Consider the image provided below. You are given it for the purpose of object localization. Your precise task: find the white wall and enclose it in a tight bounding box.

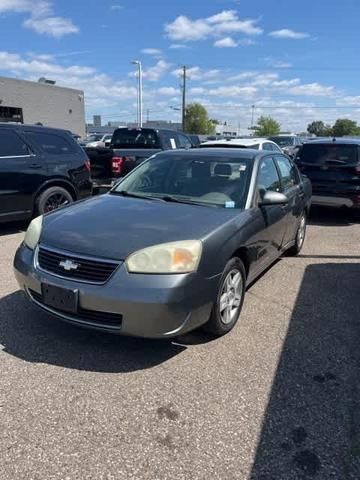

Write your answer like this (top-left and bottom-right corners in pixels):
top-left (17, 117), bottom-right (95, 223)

top-left (0, 76), bottom-right (85, 137)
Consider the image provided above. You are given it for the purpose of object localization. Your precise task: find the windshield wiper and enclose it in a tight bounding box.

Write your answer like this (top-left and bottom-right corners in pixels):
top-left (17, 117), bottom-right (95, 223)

top-left (158, 195), bottom-right (218, 207)
top-left (111, 190), bottom-right (161, 201)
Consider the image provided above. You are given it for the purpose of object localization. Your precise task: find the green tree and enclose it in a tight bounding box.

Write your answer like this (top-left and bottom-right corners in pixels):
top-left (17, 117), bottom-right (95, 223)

top-left (185, 103), bottom-right (215, 134)
top-left (332, 118), bottom-right (359, 137)
top-left (307, 120), bottom-right (333, 137)
top-left (253, 116), bottom-right (281, 136)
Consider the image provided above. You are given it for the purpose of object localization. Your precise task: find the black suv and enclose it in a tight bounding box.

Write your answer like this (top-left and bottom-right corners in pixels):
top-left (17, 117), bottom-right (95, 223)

top-left (0, 123), bottom-right (92, 223)
top-left (295, 138), bottom-right (360, 209)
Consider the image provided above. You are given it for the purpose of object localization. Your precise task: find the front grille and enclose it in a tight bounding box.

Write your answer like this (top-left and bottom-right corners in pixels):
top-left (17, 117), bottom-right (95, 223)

top-left (29, 289), bottom-right (122, 328)
top-left (37, 246), bottom-right (120, 283)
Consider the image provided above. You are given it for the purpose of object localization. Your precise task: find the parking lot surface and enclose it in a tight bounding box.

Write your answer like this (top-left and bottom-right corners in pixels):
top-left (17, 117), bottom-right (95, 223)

top-left (0, 209), bottom-right (359, 479)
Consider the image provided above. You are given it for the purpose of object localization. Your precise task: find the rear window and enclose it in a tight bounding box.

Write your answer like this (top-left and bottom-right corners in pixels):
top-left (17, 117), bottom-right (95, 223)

top-left (269, 136), bottom-right (295, 147)
top-left (25, 131), bottom-right (76, 155)
top-left (299, 143), bottom-right (358, 165)
top-left (111, 128), bottom-right (160, 149)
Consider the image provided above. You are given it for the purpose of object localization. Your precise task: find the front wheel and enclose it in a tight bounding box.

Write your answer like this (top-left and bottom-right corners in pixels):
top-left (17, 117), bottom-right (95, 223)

top-left (204, 257), bottom-right (246, 336)
top-left (287, 212), bottom-right (307, 256)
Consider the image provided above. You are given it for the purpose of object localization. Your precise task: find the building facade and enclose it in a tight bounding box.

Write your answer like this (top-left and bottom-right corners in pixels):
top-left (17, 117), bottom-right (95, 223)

top-left (0, 76), bottom-right (86, 137)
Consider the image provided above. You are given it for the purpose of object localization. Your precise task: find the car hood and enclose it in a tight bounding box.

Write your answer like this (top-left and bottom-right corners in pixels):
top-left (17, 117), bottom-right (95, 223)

top-left (41, 194), bottom-right (239, 260)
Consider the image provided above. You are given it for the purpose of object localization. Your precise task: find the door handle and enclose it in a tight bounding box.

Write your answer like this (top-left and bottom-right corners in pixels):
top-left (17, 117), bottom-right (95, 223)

top-left (29, 163), bottom-right (42, 169)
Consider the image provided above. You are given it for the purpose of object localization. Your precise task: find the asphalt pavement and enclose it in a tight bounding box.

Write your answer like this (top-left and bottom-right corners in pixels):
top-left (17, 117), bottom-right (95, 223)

top-left (0, 208), bottom-right (359, 479)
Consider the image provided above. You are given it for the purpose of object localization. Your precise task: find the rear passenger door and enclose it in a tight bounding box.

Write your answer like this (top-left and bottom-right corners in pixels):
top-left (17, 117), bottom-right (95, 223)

top-left (252, 156), bottom-right (288, 274)
top-left (0, 129), bottom-right (46, 220)
top-left (274, 155), bottom-right (303, 246)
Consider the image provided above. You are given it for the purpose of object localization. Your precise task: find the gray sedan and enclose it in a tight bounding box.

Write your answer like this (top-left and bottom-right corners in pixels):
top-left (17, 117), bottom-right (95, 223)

top-left (14, 149), bottom-right (311, 338)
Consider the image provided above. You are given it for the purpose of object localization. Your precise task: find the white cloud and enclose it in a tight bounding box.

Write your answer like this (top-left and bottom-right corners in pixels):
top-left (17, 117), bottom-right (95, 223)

top-left (24, 16), bottom-right (78, 37)
top-left (142, 60), bottom-right (172, 81)
top-left (141, 48), bottom-right (163, 56)
top-left (157, 87), bottom-right (178, 96)
top-left (0, 0), bottom-right (78, 37)
top-left (287, 82), bottom-right (336, 96)
top-left (214, 37), bottom-right (237, 48)
top-left (169, 44), bottom-right (188, 49)
top-left (110, 4), bottom-right (122, 10)
top-left (269, 28), bottom-right (310, 39)
top-left (208, 86), bottom-right (257, 97)
top-left (172, 66), bottom-right (221, 81)
top-left (165, 10), bottom-right (263, 42)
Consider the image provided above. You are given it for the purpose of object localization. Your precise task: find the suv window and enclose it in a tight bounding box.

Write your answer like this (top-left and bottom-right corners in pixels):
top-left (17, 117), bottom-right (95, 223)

top-left (257, 157), bottom-right (281, 199)
top-left (275, 155), bottom-right (298, 189)
top-left (0, 130), bottom-right (32, 157)
top-left (177, 133), bottom-right (193, 149)
top-left (262, 142), bottom-right (274, 151)
top-left (299, 143), bottom-right (358, 165)
top-left (25, 131), bottom-right (75, 155)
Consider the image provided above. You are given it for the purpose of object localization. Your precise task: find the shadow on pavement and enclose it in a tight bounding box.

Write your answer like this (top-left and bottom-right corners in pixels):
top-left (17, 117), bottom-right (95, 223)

top-left (0, 221), bottom-right (28, 237)
top-left (0, 290), bottom-right (189, 373)
top-left (309, 206), bottom-right (360, 227)
top-left (250, 263), bottom-right (360, 479)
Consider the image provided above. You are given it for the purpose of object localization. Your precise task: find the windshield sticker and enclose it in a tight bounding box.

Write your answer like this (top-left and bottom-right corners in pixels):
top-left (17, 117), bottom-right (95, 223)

top-left (239, 165), bottom-right (247, 171)
top-left (170, 138), bottom-right (176, 149)
top-left (225, 201), bottom-right (235, 209)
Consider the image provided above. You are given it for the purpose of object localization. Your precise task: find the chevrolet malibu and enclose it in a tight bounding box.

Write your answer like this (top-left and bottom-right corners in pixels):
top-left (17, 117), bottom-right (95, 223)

top-left (14, 149), bottom-right (311, 338)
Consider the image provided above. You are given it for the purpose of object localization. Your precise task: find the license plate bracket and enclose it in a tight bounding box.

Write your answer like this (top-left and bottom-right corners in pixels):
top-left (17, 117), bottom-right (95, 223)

top-left (41, 283), bottom-right (78, 313)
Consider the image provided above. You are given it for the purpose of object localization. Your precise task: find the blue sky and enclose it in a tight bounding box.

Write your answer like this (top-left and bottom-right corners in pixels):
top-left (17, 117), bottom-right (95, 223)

top-left (1, 0), bottom-right (360, 131)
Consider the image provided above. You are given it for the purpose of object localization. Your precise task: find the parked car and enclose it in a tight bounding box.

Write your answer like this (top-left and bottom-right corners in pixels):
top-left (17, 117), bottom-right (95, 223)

top-left (86, 133), bottom-right (113, 148)
top-left (87, 127), bottom-right (195, 190)
top-left (14, 148), bottom-right (311, 338)
top-left (295, 137), bottom-right (360, 209)
top-left (0, 123), bottom-right (92, 223)
top-left (268, 135), bottom-right (302, 158)
top-left (200, 137), bottom-right (283, 153)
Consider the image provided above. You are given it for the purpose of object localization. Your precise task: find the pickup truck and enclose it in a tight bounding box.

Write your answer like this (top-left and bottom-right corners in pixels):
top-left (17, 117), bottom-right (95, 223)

top-left (86, 127), bottom-right (195, 191)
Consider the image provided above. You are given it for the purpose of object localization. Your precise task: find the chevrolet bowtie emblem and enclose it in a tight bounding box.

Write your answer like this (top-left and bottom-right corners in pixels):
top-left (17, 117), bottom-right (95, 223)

top-left (59, 259), bottom-right (80, 271)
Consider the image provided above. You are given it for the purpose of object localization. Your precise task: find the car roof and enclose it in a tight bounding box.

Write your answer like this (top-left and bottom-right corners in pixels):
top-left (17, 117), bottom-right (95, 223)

top-left (203, 137), bottom-right (271, 146)
top-left (155, 147), bottom-right (263, 160)
top-left (0, 122), bottom-right (70, 135)
top-left (303, 137), bottom-right (360, 145)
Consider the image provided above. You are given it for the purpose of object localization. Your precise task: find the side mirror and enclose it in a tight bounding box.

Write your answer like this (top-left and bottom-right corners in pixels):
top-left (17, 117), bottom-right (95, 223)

top-left (259, 190), bottom-right (288, 206)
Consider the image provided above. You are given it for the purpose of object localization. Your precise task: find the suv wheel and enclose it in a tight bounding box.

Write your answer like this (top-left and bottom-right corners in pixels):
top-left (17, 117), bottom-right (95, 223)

top-left (36, 186), bottom-right (74, 215)
top-left (204, 257), bottom-right (246, 336)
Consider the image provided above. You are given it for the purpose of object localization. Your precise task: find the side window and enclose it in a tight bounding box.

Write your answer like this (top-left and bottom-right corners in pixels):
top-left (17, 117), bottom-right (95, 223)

top-left (275, 156), bottom-right (299, 189)
top-left (257, 157), bottom-right (281, 199)
top-left (177, 133), bottom-right (193, 149)
top-left (262, 143), bottom-right (273, 151)
top-left (24, 131), bottom-right (76, 155)
top-left (0, 130), bottom-right (32, 157)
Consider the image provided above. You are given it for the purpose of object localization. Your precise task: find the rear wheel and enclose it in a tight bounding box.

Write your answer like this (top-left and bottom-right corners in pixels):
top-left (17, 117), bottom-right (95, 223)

top-left (36, 186), bottom-right (74, 215)
top-left (288, 212), bottom-right (307, 256)
top-left (204, 257), bottom-right (246, 336)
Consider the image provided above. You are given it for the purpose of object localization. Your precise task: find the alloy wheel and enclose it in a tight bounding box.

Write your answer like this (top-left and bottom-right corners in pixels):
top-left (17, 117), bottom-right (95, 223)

top-left (219, 269), bottom-right (243, 325)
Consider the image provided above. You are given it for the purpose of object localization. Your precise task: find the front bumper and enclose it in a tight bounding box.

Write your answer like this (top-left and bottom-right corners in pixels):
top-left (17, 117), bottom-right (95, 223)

top-left (13, 244), bottom-right (219, 338)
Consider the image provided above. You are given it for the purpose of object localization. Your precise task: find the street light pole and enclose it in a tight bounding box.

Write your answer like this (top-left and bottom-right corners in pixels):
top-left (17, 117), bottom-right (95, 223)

top-left (132, 60), bottom-right (143, 128)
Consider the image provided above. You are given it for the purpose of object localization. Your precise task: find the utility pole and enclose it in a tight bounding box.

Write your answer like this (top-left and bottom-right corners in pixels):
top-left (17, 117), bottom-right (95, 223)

top-left (131, 60), bottom-right (143, 128)
top-left (251, 104), bottom-right (255, 129)
top-left (146, 108), bottom-right (150, 123)
top-left (181, 65), bottom-right (186, 132)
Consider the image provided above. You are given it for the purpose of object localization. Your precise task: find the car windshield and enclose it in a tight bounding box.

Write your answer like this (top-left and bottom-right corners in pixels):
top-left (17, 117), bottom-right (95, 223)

top-left (112, 154), bottom-right (252, 208)
top-left (269, 136), bottom-right (295, 147)
top-left (111, 128), bottom-right (160, 149)
top-left (87, 134), bottom-right (103, 142)
top-left (299, 143), bottom-right (358, 165)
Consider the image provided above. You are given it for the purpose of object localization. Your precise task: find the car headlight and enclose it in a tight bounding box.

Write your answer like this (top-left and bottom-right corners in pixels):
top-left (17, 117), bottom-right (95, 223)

top-left (126, 240), bottom-right (202, 274)
top-left (24, 215), bottom-right (43, 250)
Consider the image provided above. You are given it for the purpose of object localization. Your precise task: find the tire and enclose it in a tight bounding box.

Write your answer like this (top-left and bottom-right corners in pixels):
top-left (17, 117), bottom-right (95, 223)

top-left (36, 186), bottom-right (74, 215)
top-left (287, 212), bottom-right (307, 256)
top-left (204, 257), bottom-right (246, 336)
